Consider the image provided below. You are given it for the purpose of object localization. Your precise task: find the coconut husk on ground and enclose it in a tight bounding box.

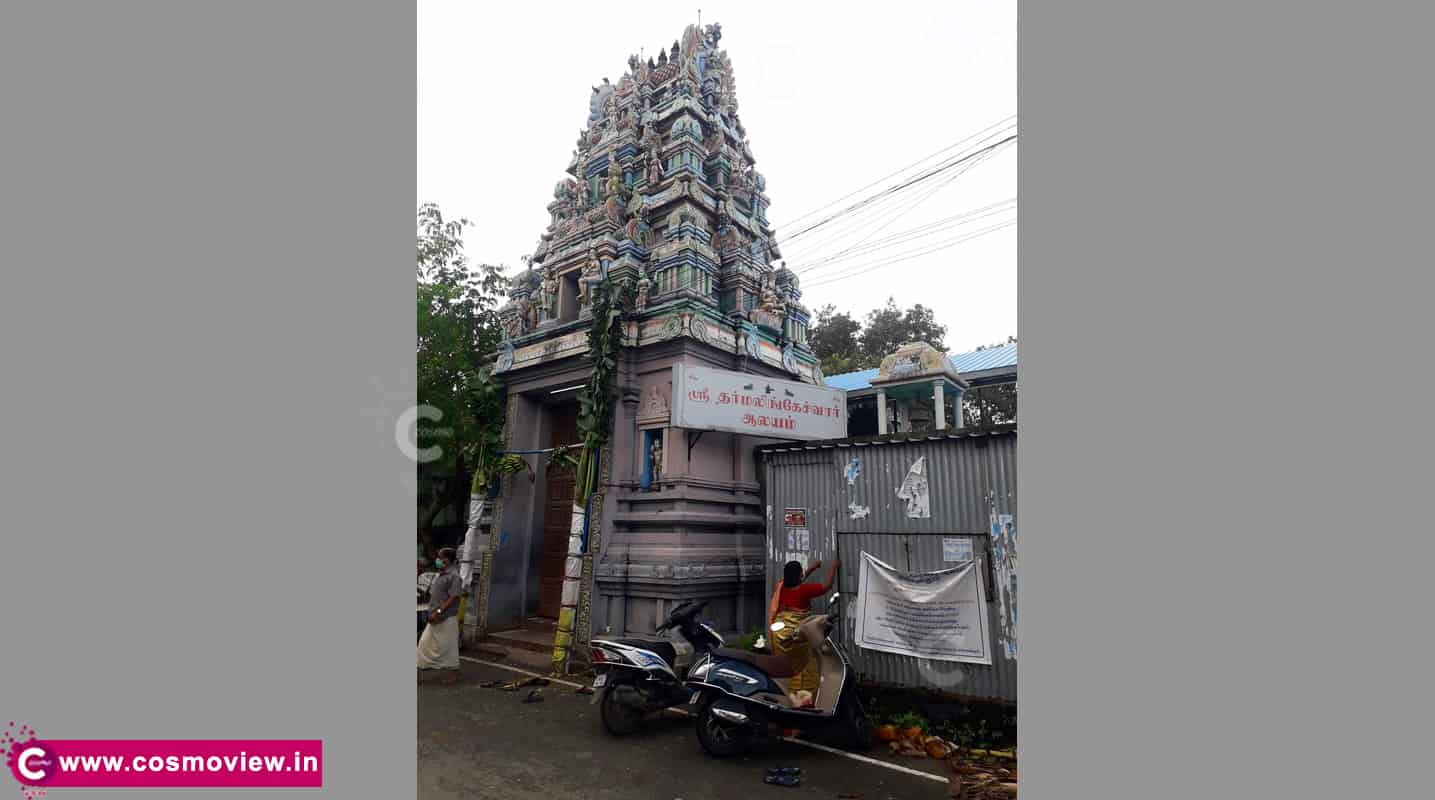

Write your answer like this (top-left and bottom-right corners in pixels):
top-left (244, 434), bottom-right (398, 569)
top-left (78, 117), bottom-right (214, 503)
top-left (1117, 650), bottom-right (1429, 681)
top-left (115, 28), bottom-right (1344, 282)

top-left (944, 750), bottom-right (1017, 799)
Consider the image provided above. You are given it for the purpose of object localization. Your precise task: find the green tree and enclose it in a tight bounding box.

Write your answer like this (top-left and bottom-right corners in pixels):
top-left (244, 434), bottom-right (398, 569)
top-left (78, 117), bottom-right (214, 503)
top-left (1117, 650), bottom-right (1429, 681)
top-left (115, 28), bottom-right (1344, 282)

top-left (962, 336), bottom-right (1018, 426)
top-left (859, 297), bottom-right (948, 365)
top-left (416, 203), bottom-right (516, 556)
top-left (808, 304), bottom-right (864, 376)
top-left (808, 297), bottom-right (951, 374)
top-left (962, 383), bottom-right (1018, 427)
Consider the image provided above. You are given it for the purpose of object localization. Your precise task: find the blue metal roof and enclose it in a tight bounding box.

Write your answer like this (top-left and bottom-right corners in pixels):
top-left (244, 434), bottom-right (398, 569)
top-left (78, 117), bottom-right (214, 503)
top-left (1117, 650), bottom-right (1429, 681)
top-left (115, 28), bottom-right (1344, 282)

top-left (825, 343), bottom-right (1017, 391)
top-left (825, 368), bottom-right (880, 391)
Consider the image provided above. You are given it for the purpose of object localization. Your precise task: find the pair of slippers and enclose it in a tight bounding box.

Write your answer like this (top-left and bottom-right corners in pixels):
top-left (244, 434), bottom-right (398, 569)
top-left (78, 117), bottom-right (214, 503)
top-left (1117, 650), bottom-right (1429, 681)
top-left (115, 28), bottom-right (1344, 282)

top-left (764, 766), bottom-right (801, 787)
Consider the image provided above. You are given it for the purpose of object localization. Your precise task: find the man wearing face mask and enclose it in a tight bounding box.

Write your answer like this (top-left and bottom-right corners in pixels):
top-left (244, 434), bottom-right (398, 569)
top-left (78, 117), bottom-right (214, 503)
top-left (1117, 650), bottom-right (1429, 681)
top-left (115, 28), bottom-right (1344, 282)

top-left (417, 547), bottom-right (462, 682)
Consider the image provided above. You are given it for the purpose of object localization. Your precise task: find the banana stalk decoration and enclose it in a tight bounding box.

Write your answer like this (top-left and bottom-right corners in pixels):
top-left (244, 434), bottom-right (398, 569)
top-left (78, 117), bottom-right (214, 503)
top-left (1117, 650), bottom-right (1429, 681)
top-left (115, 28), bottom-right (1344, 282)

top-left (550, 275), bottom-right (633, 675)
top-left (459, 451), bottom-right (526, 629)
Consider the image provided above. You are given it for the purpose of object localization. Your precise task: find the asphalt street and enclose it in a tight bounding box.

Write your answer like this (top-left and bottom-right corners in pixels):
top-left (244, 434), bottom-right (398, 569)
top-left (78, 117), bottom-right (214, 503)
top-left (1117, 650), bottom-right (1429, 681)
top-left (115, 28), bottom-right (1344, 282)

top-left (417, 657), bottom-right (949, 800)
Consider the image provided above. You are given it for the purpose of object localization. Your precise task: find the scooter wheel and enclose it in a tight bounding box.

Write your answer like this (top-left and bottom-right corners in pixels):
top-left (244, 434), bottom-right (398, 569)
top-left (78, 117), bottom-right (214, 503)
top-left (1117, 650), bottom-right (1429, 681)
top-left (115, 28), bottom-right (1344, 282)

top-left (840, 693), bottom-right (875, 751)
top-left (599, 680), bottom-right (645, 736)
top-left (695, 698), bottom-right (748, 758)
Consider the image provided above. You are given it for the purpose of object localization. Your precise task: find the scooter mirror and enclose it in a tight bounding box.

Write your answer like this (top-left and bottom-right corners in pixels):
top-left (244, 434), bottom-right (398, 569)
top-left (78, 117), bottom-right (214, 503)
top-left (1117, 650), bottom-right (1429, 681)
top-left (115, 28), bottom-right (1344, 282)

top-left (770, 621), bottom-right (786, 632)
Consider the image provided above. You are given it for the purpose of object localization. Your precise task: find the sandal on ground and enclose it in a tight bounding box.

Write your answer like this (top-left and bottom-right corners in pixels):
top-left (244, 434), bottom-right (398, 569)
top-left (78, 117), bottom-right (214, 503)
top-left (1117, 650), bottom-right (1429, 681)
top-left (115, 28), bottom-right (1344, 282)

top-left (768, 766), bottom-right (801, 776)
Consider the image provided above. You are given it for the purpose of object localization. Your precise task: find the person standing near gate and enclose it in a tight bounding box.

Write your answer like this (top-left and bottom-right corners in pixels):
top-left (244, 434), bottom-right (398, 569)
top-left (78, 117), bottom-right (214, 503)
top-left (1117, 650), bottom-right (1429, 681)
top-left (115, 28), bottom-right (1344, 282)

top-left (417, 547), bottom-right (462, 682)
top-left (768, 559), bottom-right (839, 706)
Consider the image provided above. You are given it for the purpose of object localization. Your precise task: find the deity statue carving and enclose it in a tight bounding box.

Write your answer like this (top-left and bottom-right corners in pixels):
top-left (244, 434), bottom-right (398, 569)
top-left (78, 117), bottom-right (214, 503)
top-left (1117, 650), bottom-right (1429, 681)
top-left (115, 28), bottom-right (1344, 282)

top-left (589, 78), bottom-right (615, 124)
top-left (703, 22), bottom-right (722, 50)
top-left (681, 25), bottom-right (703, 60)
top-left (624, 197), bottom-right (654, 247)
top-left (540, 267), bottom-right (559, 320)
top-left (578, 245), bottom-right (602, 310)
top-left (635, 265), bottom-right (651, 311)
top-left (757, 272), bottom-right (786, 317)
top-left (604, 162), bottom-right (629, 227)
top-left (649, 435), bottom-right (664, 481)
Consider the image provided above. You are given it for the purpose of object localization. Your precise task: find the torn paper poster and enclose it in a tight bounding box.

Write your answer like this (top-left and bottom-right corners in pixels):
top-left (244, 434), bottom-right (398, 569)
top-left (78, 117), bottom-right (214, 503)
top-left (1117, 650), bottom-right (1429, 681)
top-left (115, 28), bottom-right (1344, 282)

top-left (848, 502), bottom-right (871, 520)
top-left (943, 537), bottom-right (974, 562)
top-left (844, 457), bottom-right (861, 486)
top-left (896, 456), bottom-right (930, 518)
top-left (786, 527), bottom-right (810, 550)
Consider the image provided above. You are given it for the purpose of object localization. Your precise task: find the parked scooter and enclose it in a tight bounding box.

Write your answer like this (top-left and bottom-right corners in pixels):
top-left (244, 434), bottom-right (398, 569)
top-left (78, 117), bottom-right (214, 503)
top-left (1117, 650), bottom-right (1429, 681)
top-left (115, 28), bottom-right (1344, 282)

top-left (590, 599), bottom-right (724, 735)
top-left (683, 593), bottom-right (874, 757)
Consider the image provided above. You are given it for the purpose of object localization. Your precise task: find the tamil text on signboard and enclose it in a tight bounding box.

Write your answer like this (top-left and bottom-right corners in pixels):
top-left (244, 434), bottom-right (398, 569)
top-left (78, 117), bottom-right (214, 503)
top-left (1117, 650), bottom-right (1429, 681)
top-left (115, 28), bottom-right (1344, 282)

top-left (669, 364), bottom-right (847, 441)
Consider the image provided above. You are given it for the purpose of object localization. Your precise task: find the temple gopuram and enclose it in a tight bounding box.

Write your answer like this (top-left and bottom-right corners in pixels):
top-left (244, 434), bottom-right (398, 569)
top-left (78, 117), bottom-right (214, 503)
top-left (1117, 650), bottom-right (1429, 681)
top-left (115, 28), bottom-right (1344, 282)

top-left (478, 23), bottom-right (820, 644)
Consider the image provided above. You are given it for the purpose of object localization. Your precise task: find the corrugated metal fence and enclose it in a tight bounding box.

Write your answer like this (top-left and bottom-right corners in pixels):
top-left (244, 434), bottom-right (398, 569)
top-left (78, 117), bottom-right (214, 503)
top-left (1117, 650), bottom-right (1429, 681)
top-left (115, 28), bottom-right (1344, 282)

top-left (759, 427), bottom-right (1017, 703)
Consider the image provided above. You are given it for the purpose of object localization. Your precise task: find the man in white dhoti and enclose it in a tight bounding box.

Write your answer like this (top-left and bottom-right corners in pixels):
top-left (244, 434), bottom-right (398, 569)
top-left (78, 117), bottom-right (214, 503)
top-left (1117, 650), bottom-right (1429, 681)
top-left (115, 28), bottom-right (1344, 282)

top-left (417, 547), bottom-right (462, 682)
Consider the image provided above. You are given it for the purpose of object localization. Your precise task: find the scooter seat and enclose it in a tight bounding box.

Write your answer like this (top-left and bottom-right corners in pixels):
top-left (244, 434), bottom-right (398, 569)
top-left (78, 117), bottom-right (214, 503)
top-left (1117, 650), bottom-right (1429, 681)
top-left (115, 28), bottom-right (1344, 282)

top-left (711, 647), bottom-right (797, 678)
top-left (607, 638), bottom-right (677, 666)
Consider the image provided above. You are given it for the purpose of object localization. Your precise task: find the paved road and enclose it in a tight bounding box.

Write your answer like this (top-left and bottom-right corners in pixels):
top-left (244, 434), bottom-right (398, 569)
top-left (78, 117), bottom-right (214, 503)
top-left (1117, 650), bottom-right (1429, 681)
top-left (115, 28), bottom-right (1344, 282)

top-left (418, 658), bottom-right (949, 800)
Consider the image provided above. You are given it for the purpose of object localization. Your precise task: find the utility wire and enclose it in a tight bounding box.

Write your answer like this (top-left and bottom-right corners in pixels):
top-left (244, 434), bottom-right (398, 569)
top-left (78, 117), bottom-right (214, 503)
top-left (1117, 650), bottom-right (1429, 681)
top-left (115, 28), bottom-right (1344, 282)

top-left (802, 218), bottom-right (1017, 289)
top-left (770, 114), bottom-right (1017, 234)
top-left (786, 148), bottom-right (1010, 275)
top-left (776, 131), bottom-right (1014, 248)
top-left (784, 153), bottom-right (989, 271)
top-left (793, 197), bottom-right (1017, 276)
top-left (775, 133), bottom-right (1018, 247)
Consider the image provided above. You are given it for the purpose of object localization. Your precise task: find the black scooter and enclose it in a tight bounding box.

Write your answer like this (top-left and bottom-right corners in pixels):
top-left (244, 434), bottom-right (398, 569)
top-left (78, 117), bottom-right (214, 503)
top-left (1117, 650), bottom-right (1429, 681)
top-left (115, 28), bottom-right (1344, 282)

top-left (683, 593), bottom-right (874, 757)
top-left (590, 600), bottom-right (724, 735)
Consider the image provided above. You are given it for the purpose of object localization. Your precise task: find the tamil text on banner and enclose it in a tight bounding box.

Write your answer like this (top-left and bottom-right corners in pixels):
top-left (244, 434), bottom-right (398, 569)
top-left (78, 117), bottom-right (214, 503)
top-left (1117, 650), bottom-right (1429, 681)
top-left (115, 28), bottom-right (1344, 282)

top-left (853, 551), bottom-right (992, 665)
top-left (669, 364), bottom-right (846, 441)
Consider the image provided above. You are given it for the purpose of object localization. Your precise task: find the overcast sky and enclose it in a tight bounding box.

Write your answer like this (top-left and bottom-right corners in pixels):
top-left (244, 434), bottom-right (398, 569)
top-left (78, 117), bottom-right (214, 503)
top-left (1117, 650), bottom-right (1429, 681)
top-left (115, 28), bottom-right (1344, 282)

top-left (418, 0), bottom-right (1015, 354)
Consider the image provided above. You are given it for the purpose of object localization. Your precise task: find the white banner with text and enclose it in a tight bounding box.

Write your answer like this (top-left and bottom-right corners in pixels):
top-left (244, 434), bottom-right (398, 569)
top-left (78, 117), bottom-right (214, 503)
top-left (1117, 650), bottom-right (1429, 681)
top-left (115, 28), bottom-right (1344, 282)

top-left (854, 551), bottom-right (992, 664)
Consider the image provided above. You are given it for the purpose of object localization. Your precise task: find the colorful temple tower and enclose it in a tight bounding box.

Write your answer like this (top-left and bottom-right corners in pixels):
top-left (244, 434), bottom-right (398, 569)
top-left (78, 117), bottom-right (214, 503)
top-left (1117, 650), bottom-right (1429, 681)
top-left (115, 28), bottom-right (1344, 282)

top-left (481, 23), bottom-right (820, 643)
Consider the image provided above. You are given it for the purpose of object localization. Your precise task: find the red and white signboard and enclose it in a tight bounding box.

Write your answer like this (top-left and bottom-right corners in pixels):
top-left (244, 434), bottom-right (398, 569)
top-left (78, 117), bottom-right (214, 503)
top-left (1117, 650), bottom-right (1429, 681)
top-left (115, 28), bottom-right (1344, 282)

top-left (669, 364), bottom-right (847, 441)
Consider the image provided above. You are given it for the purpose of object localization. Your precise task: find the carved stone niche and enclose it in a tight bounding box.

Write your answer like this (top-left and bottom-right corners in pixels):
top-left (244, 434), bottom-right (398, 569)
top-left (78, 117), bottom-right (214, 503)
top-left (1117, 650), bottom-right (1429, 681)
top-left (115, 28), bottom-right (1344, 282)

top-left (637, 381), bottom-right (671, 426)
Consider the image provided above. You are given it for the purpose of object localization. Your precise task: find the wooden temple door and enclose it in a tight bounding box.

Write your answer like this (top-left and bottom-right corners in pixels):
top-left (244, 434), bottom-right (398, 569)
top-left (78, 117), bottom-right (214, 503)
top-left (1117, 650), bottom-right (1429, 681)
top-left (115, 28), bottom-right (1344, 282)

top-left (538, 406), bottom-right (579, 619)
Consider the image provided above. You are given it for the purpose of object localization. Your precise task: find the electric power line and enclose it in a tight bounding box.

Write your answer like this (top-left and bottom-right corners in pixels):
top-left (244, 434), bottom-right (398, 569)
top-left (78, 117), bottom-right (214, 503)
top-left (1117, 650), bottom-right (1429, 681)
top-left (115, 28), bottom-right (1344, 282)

top-left (783, 152), bottom-right (994, 271)
top-left (774, 132), bottom-right (1018, 248)
top-left (786, 147), bottom-right (1011, 275)
top-left (801, 217), bottom-right (1017, 290)
top-left (792, 197), bottom-right (1017, 277)
top-left (770, 114), bottom-right (1017, 234)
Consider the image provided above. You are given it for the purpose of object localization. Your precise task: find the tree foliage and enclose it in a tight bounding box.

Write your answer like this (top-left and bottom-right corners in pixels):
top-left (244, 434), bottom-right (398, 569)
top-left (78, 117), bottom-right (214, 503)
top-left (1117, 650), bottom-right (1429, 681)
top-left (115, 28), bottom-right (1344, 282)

top-left (962, 383), bottom-right (1018, 427)
top-left (416, 203), bottom-right (516, 547)
top-left (808, 297), bottom-right (951, 374)
top-left (809, 304), bottom-right (864, 376)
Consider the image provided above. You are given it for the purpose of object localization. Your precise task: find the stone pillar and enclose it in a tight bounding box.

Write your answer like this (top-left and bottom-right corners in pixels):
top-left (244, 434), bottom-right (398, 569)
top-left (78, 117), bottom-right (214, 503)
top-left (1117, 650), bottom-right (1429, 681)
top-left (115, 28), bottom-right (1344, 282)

top-left (877, 390), bottom-right (888, 435)
top-left (934, 380), bottom-right (947, 430)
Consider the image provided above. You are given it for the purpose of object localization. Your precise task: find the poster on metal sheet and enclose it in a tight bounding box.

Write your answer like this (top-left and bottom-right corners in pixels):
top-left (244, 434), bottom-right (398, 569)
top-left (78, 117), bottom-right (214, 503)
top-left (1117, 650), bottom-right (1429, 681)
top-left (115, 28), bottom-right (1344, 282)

top-left (854, 552), bottom-right (992, 665)
top-left (669, 364), bottom-right (847, 441)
